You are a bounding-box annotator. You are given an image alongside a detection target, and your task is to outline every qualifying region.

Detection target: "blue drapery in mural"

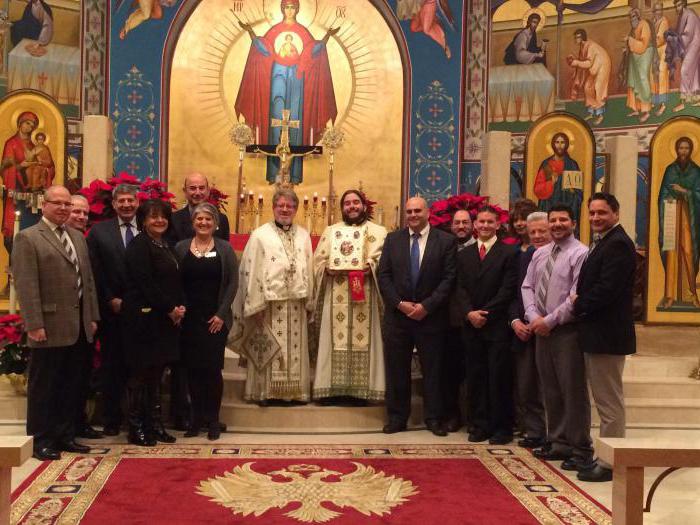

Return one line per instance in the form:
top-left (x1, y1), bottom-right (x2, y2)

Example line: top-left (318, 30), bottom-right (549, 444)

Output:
top-left (490, 0), bottom-right (615, 21)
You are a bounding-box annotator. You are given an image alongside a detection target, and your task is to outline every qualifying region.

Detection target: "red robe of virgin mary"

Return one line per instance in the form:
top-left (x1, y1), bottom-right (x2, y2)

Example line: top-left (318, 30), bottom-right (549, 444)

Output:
top-left (234, 21), bottom-right (337, 145)
top-left (1, 132), bottom-right (34, 238)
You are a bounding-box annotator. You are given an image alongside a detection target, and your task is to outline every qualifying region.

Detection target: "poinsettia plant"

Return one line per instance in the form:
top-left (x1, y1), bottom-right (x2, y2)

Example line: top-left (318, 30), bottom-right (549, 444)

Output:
top-left (428, 192), bottom-right (516, 243)
top-left (207, 187), bottom-right (229, 212)
top-left (0, 314), bottom-right (29, 375)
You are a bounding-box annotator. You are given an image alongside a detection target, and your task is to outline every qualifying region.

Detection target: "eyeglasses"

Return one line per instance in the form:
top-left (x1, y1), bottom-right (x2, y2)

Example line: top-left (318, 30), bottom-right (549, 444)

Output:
top-left (44, 200), bottom-right (73, 208)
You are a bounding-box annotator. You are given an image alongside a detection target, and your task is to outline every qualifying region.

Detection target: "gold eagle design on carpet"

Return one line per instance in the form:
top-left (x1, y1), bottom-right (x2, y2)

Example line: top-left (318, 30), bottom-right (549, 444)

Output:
top-left (197, 462), bottom-right (418, 523)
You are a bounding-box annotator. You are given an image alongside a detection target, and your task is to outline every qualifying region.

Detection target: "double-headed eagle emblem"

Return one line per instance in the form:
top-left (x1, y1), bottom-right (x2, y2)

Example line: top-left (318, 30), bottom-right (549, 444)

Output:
top-left (198, 462), bottom-right (418, 523)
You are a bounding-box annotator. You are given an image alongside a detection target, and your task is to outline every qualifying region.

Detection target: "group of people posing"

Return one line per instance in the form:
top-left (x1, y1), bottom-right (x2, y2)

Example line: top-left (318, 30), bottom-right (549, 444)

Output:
top-left (12, 176), bottom-right (636, 485)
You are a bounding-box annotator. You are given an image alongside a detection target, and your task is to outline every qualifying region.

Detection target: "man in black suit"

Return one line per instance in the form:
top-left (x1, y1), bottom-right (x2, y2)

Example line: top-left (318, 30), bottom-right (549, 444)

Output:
top-left (169, 172), bottom-right (230, 243)
top-left (87, 183), bottom-right (139, 436)
top-left (457, 205), bottom-right (518, 444)
top-left (574, 192), bottom-right (636, 482)
top-left (377, 196), bottom-right (456, 436)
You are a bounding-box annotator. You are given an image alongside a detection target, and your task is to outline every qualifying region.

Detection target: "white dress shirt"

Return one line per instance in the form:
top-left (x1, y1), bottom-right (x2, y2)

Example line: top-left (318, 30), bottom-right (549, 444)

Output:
top-left (477, 234), bottom-right (497, 256)
top-left (118, 216), bottom-right (139, 247)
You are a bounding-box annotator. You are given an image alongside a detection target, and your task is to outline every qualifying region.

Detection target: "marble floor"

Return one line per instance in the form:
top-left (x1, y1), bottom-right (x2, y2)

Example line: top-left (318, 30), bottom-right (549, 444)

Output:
top-left (3, 424), bottom-right (699, 524)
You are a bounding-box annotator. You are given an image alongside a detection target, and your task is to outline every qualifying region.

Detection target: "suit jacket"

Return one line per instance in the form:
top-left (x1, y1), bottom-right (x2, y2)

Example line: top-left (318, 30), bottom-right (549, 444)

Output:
top-left (174, 237), bottom-right (239, 330)
top-left (574, 224), bottom-right (636, 355)
top-left (456, 239), bottom-right (518, 341)
top-left (86, 217), bottom-right (129, 320)
top-left (508, 244), bottom-right (536, 324)
top-left (12, 220), bottom-right (100, 348)
top-left (377, 226), bottom-right (457, 331)
top-left (168, 206), bottom-right (230, 245)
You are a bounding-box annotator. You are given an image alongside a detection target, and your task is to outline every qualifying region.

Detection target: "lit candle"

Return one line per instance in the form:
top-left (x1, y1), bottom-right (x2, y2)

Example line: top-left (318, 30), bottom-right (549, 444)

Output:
top-left (239, 193), bottom-right (245, 203)
top-left (321, 197), bottom-right (327, 208)
top-left (313, 192), bottom-right (318, 204)
top-left (248, 190), bottom-right (254, 202)
top-left (310, 127), bottom-right (314, 144)
top-left (304, 195), bottom-right (309, 206)
top-left (258, 194), bottom-right (263, 204)
top-left (256, 126), bottom-right (260, 145)
top-left (9, 210), bottom-right (20, 314)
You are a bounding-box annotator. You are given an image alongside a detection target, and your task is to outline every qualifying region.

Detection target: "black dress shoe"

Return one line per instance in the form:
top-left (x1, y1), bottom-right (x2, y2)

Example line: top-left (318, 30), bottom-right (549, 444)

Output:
top-left (426, 420), bottom-right (447, 437)
top-left (561, 457), bottom-right (596, 472)
top-left (207, 422), bottom-right (221, 441)
top-left (128, 429), bottom-right (156, 447)
top-left (467, 430), bottom-right (491, 443)
top-left (577, 464), bottom-right (612, 482)
top-left (445, 418), bottom-right (462, 433)
top-left (76, 425), bottom-right (104, 439)
top-left (151, 428), bottom-right (177, 444)
top-left (56, 441), bottom-right (91, 453)
top-left (102, 424), bottom-right (120, 436)
top-left (533, 447), bottom-right (570, 461)
top-left (33, 447), bottom-right (61, 461)
top-left (183, 428), bottom-right (199, 438)
top-left (382, 421), bottom-right (407, 434)
top-left (488, 434), bottom-right (513, 445)
top-left (518, 437), bottom-right (545, 449)
top-left (200, 422), bottom-right (227, 432)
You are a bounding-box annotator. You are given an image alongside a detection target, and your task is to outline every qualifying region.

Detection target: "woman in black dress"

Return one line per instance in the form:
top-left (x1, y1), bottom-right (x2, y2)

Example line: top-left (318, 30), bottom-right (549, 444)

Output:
top-left (123, 199), bottom-right (186, 446)
top-left (175, 203), bottom-right (238, 440)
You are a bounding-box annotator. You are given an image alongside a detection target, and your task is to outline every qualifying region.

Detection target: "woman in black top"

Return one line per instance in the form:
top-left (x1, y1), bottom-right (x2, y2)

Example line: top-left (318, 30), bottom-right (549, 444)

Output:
top-left (175, 203), bottom-right (238, 440)
top-left (123, 199), bottom-right (186, 446)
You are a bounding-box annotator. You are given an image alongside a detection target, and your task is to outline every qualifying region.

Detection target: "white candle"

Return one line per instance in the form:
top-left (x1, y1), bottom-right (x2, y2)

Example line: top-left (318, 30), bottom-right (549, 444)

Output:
top-left (256, 126), bottom-right (260, 145)
top-left (9, 211), bottom-right (20, 314)
top-left (310, 127), bottom-right (314, 144)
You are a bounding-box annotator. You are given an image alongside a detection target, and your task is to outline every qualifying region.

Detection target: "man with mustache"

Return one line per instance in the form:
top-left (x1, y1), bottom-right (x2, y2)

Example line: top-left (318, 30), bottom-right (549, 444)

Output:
top-left (312, 190), bottom-right (387, 405)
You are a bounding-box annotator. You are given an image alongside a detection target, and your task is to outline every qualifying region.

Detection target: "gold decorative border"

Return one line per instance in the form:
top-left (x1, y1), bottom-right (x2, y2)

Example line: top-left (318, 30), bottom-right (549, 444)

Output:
top-left (12, 444), bottom-right (611, 525)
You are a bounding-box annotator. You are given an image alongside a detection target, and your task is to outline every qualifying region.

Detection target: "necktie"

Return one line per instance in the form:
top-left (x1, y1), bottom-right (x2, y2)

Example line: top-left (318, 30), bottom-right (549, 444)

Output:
top-left (57, 226), bottom-right (82, 298)
top-left (479, 243), bottom-right (487, 261)
top-left (124, 222), bottom-right (135, 247)
top-left (536, 244), bottom-right (560, 315)
top-left (410, 232), bottom-right (421, 291)
top-left (589, 233), bottom-right (602, 253)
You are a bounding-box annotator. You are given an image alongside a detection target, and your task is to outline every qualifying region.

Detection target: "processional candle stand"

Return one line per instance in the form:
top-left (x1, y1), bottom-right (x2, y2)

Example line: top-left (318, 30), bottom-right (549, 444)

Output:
top-left (229, 123), bottom-right (254, 233)
top-left (321, 126), bottom-right (344, 226)
top-left (9, 210), bottom-right (19, 314)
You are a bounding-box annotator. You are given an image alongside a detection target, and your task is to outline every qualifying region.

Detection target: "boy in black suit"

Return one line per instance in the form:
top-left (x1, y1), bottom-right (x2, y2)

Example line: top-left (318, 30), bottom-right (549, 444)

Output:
top-left (377, 197), bottom-right (457, 436)
top-left (457, 205), bottom-right (518, 444)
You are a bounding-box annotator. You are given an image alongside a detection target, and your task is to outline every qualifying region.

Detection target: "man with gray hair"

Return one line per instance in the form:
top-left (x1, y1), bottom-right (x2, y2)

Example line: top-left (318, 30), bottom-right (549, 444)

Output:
top-left (229, 188), bottom-right (314, 404)
top-left (86, 183), bottom-right (139, 436)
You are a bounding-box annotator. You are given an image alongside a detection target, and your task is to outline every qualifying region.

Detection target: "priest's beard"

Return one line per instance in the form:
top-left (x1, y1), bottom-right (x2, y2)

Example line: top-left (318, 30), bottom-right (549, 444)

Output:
top-left (342, 210), bottom-right (367, 226)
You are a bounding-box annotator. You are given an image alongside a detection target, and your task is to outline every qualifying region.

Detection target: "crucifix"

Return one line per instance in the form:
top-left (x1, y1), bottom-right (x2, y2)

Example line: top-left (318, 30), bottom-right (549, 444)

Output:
top-left (246, 109), bottom-right (322, 187)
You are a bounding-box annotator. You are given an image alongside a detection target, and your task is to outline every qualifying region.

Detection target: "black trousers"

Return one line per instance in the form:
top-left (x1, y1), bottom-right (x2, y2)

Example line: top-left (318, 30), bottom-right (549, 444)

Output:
top-left (187, 367), bottom-right (223, 426)
top-left (98, 316), bottom-right (129, 427)
top-left (464, 331), bottom-right (514, 437)
top-left (27, 329), bottom-right (87, 450)
top-left (75, 342), bottom-right (96, 428)
top-left (168, 362), bottom-right (191, 426)
top-left (443, 327), bottom-right (466, 422)
top-left (384, 321), bottom-right (444, 424)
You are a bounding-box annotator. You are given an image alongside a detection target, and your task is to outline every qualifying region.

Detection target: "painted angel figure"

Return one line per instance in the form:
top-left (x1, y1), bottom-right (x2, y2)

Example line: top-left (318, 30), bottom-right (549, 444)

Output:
top-left (397, 0), bottom-right (455, 59)
top-left (117, 0), bottom-right (178, 41)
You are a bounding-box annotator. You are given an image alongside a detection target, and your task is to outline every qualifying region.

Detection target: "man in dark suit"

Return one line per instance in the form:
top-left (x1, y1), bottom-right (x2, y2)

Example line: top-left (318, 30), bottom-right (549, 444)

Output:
top-left (169, 172), bottom-right (230, 243)
top-left (167, 173), bottom-right (230, 430)
top-left (87, 183), bottom-right (139, 436)
top-left (378, 196), bottom-right (456, 436)
top-left (574, 192), bottom-right (636, 482)
top-left (12, 185), bottom-right (100, 460)
top-left (457, 205), bottom-right (518, 444)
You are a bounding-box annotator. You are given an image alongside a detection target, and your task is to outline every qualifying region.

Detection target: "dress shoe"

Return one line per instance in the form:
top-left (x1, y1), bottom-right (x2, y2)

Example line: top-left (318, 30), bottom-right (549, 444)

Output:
top-left (102, 424), bottom-right (120, 436)
top-left (207, 422), bottom-right (221, 441)
top-left (467, 430), bottom-right (491, 443)
top-left (445, 418), bottom-right (462, 433)
top-left (561, 456), bottom-right (596, 472)
top-left (201, 422), bottom-right (227, 432)
top-left (488, 434), bottom-right (513, 445)
top-left (76, 425), bottom-right (104, 439)
top-left (56, 441), bottom-right (91, 453)
top-left (128, 428), bottom-right (156, 447)
top-left (533, 447), bottom-right (570, 461)
top-left (183, 428), bottom-right (199, 438)
top-left (517, 437), bottom-right (545, 449)
top-left (425, 420), bottom-right (447, 437)
top-left (33, 447), bottom-right (61, 461)
top-left (382, 421), bottom-right (407, 434)
top-left (577, 463), bottom-right (612, 482)
top-left (151, 427), bottom-right (177, 444)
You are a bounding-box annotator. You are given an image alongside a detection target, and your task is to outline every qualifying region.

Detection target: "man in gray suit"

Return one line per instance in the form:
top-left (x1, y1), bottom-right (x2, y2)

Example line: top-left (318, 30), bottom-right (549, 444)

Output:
top-left (12, 185), bottom-right (100, 460)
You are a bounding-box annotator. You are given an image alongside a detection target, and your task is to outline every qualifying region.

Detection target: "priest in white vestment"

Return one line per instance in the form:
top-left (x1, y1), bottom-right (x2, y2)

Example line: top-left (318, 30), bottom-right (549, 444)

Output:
top-left (228, 188), bottom-right (314, 404)
top-left (312, 190), bottom-right (387, 404)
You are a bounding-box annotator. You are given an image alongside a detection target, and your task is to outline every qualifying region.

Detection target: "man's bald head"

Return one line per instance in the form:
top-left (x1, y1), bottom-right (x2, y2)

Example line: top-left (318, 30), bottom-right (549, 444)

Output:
top-left (405, 196), bottom-right (429, 232)
top-left (43, 185), bottom-right (72, 225)
top-left (183, 172), bottom-right (210, 206)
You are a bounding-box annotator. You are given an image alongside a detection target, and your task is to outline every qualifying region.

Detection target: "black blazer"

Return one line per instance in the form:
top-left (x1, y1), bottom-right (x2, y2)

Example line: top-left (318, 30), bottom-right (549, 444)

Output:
top-left (574, 225), bottom-right (636, 355)
top-left (168, 206), bottom-right (230, 245)
top-left (508, 244), bottom-right (536, 324)
top-left (86, 217), bottom-right (130, 320)
top-left (377, 226), bottom-right (457, 331)
top-left (174, 237), bottom-right (239, 330)
top-left (456, 239), bottom-right (518, 340)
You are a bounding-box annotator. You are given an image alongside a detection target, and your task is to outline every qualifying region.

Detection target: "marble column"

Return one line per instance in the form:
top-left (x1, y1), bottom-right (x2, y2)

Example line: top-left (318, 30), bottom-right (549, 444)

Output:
top-left (480, 131), bottom-right (512, 210)
top-left (82, 115), bottom-right (113, 186)
top-left (605, 135), bottom-right (638, 243)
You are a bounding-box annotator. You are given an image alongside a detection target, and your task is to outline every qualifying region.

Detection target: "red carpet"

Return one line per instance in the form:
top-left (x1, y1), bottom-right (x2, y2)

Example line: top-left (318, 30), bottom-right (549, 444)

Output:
top-left (11, 444), bottom-right (610, 524)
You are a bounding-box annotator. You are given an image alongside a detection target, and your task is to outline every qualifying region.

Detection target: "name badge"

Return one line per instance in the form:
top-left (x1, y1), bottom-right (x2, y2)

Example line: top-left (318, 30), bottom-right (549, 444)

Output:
top-left (205, 252), bottom-right (218, 258)
top-left (140, 307), bottom-right (152, 313)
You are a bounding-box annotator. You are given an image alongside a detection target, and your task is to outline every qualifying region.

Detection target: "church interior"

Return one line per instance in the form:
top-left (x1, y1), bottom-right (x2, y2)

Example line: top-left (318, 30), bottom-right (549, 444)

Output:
top-left (1, 0), bottom-right (700, 523)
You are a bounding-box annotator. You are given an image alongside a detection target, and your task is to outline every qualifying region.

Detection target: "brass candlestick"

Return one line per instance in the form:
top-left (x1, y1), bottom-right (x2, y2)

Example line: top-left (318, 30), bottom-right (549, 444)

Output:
top-left (229, 123), bottom-right (254, 233)
top-left (304, 193), bottom-right (325, 235)
top-left (322, 126), bottom-right (344, 225)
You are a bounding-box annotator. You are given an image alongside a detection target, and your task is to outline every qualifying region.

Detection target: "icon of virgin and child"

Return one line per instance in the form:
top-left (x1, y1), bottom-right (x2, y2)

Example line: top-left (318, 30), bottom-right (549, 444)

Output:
top-left (235, 0), bottom-right (339, 184)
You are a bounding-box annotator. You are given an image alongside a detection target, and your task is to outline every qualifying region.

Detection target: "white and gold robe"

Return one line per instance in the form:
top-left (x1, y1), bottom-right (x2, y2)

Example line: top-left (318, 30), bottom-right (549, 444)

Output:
top-left (228, 222), bottom-right (314, 401)
top-left (312, 221), bottom-right (387, 401)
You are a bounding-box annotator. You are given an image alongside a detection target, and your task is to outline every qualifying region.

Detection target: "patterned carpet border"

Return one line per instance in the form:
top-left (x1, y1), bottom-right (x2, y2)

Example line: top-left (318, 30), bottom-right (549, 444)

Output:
top-left (11, 444), bottom-right (611, 524)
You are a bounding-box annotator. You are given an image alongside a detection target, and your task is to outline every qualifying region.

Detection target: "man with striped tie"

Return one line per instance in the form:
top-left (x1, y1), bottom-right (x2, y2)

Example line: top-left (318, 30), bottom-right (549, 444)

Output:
top-left (521, 204), bottom-right (592, 470)
top-left (12, 185), bottom-right (100, 460)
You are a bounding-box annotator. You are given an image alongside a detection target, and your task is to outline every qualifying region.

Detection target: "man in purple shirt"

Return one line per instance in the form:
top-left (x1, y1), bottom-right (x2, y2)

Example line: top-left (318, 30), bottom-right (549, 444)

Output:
top-left (522, 204), bottom-right (593, 469)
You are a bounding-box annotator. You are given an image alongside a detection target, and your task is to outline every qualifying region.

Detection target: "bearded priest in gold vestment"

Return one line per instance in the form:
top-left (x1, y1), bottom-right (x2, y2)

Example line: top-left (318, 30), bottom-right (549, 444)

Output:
top-left (312, 190), bottom-right (388, 404)
top-left (229, 189), bottom-right (314, 404)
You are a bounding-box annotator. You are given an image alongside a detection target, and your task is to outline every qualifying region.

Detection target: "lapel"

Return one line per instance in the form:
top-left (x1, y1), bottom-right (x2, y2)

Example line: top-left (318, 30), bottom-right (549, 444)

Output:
top-left (398, 228), bottom-right (411, 286)
top-left (66, 227), bottom-right (88, 273)
top-left (109, 217), bottom-right (126, 254)
top-left (37, 220), bottom-right (73, 265)
top-left (477, 239), bottom-right (501, 278)
top-left (417, 227), bottom-right (438, 284)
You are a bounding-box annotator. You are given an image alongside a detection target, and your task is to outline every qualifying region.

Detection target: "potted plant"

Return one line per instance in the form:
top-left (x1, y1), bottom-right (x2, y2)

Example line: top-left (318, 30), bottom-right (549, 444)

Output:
top-left (0, 314), bottom-right (29, 395)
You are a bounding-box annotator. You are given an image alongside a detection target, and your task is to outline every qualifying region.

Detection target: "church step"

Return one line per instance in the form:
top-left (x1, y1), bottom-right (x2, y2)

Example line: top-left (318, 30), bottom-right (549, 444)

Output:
top-left (0, 394), bottom-right (26, 421)
top-left (635, 325), bottom-right (700, 357)
top-left (623, 377), bottom-right (700, 399)
top-left (623, 355), bottom-right (698, 378)
top-left (592, 397), bottom-right (700, 426)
